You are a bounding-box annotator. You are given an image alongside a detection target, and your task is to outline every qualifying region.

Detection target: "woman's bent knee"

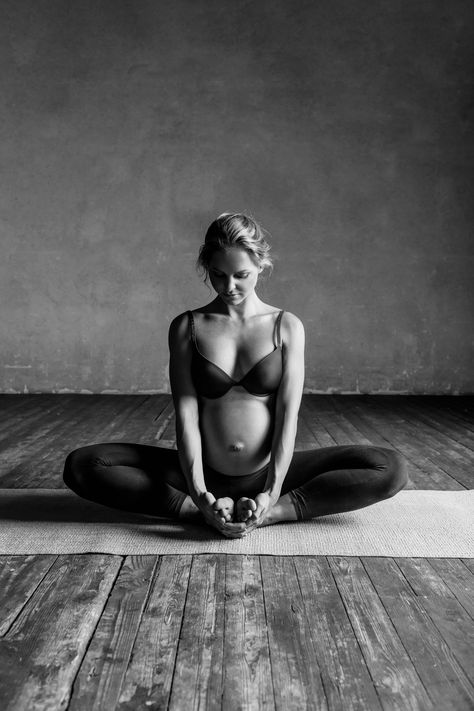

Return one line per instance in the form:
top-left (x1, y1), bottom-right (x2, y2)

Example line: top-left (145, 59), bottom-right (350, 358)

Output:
top-left (63, 445), bottom-right (103, 493)
top-left (380, 448), bottom-right (408, 499)
top-left (63, 452), bottom-right (78, 493)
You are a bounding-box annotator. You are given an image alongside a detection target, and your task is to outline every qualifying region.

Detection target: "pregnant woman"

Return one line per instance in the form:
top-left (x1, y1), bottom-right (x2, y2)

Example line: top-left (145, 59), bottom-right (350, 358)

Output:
top-left (63, 212), bottom-right (407, 538)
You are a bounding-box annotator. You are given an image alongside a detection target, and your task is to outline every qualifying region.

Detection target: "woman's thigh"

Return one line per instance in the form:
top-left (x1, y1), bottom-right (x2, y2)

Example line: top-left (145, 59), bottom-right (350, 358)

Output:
top-left (281, 445), bottom-right (405, 494)
top-left (63, 442), bottom-right (189, 514)
top-left (281, 445), bottom-right (407, 518)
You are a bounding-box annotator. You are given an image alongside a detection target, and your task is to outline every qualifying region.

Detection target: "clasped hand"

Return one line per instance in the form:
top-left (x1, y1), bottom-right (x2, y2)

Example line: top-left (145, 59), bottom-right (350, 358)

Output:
top-left (197, 491), bottom-right (273, 539)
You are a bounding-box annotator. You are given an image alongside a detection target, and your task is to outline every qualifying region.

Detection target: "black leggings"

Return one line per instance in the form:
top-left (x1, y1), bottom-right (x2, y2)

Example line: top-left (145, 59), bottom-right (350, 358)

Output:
top-left (63, 443), bottom-right (407, 521)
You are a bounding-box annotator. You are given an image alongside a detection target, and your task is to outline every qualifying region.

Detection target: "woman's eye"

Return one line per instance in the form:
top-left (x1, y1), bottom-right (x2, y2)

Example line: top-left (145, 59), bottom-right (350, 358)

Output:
top-left (237, 273), bottom-right (249, 279)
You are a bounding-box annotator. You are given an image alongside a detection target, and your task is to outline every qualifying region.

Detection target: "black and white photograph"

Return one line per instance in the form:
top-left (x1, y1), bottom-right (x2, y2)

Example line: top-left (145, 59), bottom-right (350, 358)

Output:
top-left (0, 1), bottom-right (473, 709)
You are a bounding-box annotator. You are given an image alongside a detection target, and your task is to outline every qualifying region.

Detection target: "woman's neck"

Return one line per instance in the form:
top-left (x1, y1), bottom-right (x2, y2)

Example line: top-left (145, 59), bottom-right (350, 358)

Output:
top-left (214, 294), bottom-right (264, 320)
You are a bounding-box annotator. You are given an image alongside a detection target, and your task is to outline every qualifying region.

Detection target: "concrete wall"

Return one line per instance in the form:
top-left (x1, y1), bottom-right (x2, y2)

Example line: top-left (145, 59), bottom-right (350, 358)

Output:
top-left (1, 0), bottom-right (473, 394)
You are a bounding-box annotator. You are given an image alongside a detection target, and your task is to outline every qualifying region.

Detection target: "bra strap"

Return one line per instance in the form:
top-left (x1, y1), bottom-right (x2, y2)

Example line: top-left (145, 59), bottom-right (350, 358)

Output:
top-left (275, 310), bottom-right (284, 348)
top-left (187, 310), bottom-right (196, 343)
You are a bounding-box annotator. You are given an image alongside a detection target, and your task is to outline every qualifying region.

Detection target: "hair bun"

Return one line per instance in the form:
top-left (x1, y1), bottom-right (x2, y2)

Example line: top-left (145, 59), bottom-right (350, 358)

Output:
top-left (197, 213), bottom-right (273, 281)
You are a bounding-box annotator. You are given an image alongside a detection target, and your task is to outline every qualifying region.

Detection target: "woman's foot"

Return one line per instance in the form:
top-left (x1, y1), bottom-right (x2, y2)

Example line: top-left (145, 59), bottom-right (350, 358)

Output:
top-left (235, 497), bottom-right (257, 522)
top-left (213, 497), bottom-right (235, 523)
top-left (178, 493), bottom-right (234, 523)
top-left (259, 494), bottom-right (298, 526)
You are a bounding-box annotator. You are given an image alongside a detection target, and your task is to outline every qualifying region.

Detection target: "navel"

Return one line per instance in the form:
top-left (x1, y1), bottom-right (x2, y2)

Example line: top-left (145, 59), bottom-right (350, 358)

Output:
top-left (229, 441), bottom-right (245, 453)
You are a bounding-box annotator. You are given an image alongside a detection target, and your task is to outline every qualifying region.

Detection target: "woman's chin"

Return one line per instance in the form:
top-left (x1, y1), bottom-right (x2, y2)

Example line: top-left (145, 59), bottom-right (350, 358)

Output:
top-left (220, 293), bottom-right (242, 303)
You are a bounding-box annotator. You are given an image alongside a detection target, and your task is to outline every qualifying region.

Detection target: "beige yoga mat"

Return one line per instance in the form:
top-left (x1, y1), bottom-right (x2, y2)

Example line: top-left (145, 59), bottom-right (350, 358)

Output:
top-left (0, 489), bottom-right (472, 557)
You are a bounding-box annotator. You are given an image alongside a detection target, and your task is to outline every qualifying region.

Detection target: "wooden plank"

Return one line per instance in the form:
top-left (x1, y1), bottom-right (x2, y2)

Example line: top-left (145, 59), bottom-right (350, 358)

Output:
top-left (154, 397), bottom-right (177, 448)
top-left (391, 400), bottom-right (474, 468)
top-left (306, 396), bottom-right (373, 446)
top-left (400, 396), bottom-right (474, 437)
top-left (37, 395), bottom-right (150, 476)
top-left (328, 557), bottom-right (433, 710)
top-left (0, 395), bottom-right (122, 487)
top-left (394, 398), bottom-right (474, 452)
top-left (324, 396), bottom-right (377, 444)
top-left (294, 556), bottom-right (382, 711)
top-left (395, 558), bottom-right (474, 680)
top-left (0, 394), bottom-right (58, 420)
top-left (154, 399), bottom-right (175, 441)
top-left (328, 396), bottom-right (443, 490)
top-left (0, 394), bottom-right (65, 447)
top-left (0, 395), bottom-right (96, 464)
top-left (341, 398), bottom-right (463, 490)
top-left (68, 555), bottom-right (158, 711)
top-left (0, 394), bottom-right (34, 414)
top-left (369, 398), bottom-right (473, 489)
top-left (395, 557), bottom-right (464, 598)
top-left (80, 395), bottom-right (153, 443)
top-left (0, 554), bottom-right (121, 711)
top-left (222, 555), bottom-right (275, 710)
top-left (363, 557), bottom-right (474, 710)
top-left (427, 558), bottom-right (474, 618)
top-left (298, 398), bottom-right (338, 448)
top-left (360, 397), bottom-right (467, 488)
top-left (442, 395), bottom-right (474, 411)
top-left (419, 396), bottom-right (474, 432)
top-left (34, 395), bottom-right (143, 488)
top-left (260, 556), bottom-right (328, 710)
top-left (113, 394), bottom-right (169, 444)
top-left (294, 399), bottom-right (320, 449)
top-left (330, 395), bottom-right (404, 449)
top-left (0, 555), bottom-right (57, 636)
top-left (462, 558), bottom-right (474, 574)
top-left (372, 394), bottom-right (474, 458)
top-left (160, 412), bottom-right (177, 443)
top-left (168, 555), bottom-right (226, 711)
top-left (116, 555), bottom-right (192, 710)
top-left (6, 395), bottom-right (154, 488)
top-left (0, 394), bottom-right (167, 488)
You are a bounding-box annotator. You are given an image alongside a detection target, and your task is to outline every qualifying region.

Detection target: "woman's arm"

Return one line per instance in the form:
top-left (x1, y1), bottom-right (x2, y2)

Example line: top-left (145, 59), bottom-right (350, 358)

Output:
top-left (252, 312), bottom-right (305, 521)
top-left (168, 313), bottom-right (207, 503)
top-left (168, 313), bottom-right (246, 538)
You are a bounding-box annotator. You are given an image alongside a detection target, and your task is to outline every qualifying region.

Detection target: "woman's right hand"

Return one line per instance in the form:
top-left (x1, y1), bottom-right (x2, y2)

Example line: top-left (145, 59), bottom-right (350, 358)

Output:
top-left (197, 492), bottom-right (247, 539)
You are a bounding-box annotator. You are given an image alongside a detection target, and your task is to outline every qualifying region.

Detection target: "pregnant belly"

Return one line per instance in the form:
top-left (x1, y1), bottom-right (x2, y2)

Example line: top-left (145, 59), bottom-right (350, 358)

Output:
top-left (199, 389), bottom-right (275, 475)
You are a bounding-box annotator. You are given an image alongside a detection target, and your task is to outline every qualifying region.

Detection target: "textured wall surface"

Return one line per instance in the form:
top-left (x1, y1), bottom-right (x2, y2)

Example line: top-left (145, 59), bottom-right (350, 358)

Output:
top-left (1, 0), bottom-right (473, 394)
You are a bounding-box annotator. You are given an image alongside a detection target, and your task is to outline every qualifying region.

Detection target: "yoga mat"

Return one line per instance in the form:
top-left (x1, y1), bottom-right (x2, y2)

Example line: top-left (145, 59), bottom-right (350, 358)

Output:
top-left (0, 489), bottom-right (472, 557)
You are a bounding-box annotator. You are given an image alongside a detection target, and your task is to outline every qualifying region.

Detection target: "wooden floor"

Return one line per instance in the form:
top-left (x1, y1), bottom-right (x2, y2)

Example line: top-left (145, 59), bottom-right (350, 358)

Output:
top-left (0, 394), bottom-right (473, 710)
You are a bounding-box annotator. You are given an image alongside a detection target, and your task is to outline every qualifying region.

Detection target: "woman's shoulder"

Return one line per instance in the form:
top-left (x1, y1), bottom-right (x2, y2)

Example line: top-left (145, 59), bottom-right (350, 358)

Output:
top-left (279, 310), bottom-right (305, 343)
top-left (258, 301), bottom-right (302, 324)
top-left (168, 311), bottom-right (193, 347)
top-left (169, 309), bottom-right (190, 327)
top-left (168, 306), bottom-right (210, 340)
top-left (169, 305), bottom-right (208, 325)
top-left (280, 310), bottom-right (304, 328)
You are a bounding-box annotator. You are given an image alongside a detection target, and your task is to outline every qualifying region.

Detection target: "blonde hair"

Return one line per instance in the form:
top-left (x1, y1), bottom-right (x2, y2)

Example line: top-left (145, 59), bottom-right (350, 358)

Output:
top-left (197, 213), bottom-right (273, 280)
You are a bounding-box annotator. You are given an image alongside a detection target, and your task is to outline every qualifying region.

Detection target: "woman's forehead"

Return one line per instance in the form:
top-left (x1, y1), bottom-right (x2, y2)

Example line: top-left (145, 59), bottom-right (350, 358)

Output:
top-left (209, 247), bottom-right (256, 270)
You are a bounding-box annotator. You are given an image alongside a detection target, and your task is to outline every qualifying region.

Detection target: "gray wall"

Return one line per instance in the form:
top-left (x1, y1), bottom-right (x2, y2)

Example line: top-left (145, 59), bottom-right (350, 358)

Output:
top-left (1, 0), bottom-right (473, 394)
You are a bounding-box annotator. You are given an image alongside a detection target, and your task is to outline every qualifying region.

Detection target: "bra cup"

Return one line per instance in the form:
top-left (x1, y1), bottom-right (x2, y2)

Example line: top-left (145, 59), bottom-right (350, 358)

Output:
top-left (188, 309), bottom-right (284, 399)
top-left (238, 349), bottom-right (282, 394)
top-left (191, 357), bottom-right (233, 399)
top-left (191, 347), bottom-right (282, 399)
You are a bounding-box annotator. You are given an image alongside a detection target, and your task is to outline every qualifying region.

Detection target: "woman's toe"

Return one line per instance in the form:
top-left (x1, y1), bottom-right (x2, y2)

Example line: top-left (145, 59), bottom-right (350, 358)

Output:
top-left (214, 497), bottom-right (234, 522)
top-left (236, 497), bottom-right (257, 522)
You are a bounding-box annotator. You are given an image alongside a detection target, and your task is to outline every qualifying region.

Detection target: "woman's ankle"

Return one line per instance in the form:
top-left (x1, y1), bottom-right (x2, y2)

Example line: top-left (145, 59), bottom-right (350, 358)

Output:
top-left (178, 495), bottom-right (201, 520)
top-left (261, 494), bottom-right (298, 526)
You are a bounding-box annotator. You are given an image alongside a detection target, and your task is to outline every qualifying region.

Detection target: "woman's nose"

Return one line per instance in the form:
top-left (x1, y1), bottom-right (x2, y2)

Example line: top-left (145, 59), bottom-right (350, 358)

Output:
top-left (225, 278), bottom-right (236, 292)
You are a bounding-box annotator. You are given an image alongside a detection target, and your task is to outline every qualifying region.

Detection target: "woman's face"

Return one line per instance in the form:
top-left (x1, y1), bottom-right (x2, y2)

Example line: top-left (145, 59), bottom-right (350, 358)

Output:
top-left (208, 247), bottom-right (262, 305)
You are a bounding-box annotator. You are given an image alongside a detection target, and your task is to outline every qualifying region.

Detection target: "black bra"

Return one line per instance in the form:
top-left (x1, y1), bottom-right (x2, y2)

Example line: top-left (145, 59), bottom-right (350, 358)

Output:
top-left (189, 310), bottom-right (284, 399)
